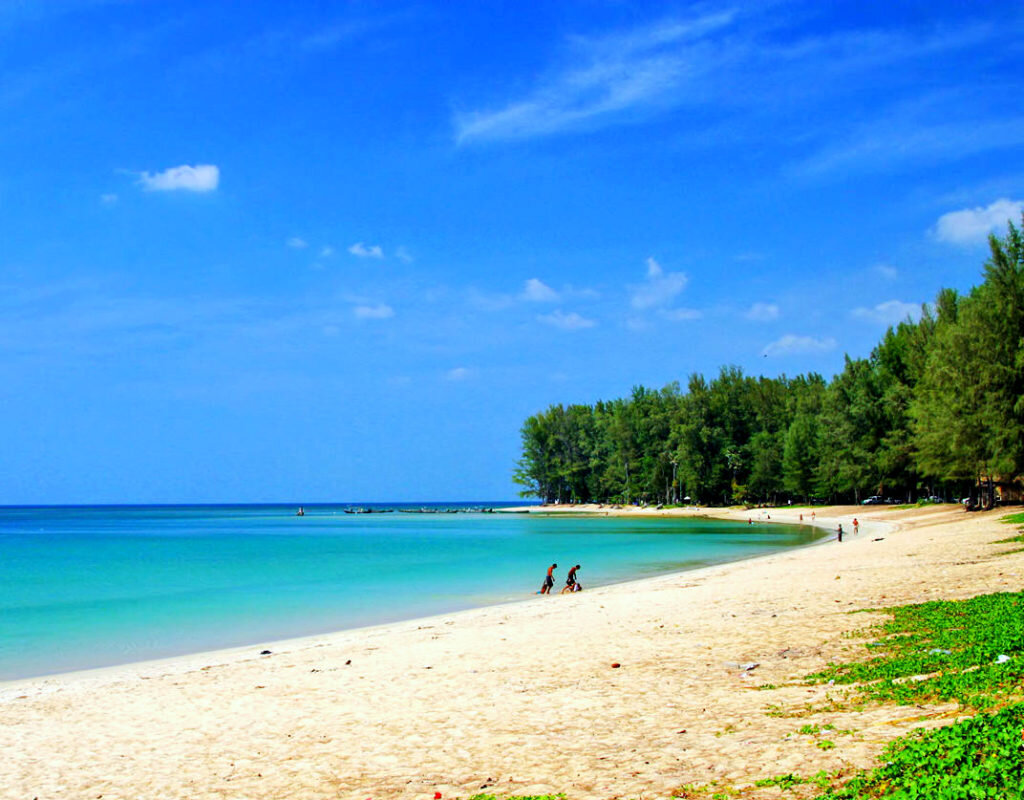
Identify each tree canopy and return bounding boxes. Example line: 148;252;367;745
514;217;1024;506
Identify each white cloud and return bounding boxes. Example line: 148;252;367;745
319;245;335;258
395;246;414;263
851;300;921;325
100;193;118;205
538;309;596;330
744;302;779;322
662;308;702;321
874;264;899;280
455;12;735;143
762;334;837;357
630;257;688;310
138;164;219;192
287;237;308;249
933;198;1024;244
353;304;394;319
446;366;473;381
348;242;384;259
522;278;560;302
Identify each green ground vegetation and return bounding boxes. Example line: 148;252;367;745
674;591;1024;799
813;705;1024;799
806;591;1024;710
514;217;1024;507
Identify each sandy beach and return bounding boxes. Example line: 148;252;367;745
3;504;1021;799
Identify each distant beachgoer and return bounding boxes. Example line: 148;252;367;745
837;523;844;543
748;517;753;525
811;511;816;521
562;564;581;593
799;513;804;522
853;518;859;535
540;563;557;594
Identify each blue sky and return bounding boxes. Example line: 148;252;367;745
2;0;1022;503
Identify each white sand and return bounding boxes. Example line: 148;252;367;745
2;505;1020;799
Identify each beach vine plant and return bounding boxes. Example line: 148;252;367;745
997;512;1024;553
810;704;1024;799
805;591;1024;710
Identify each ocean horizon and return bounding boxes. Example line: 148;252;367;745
0;503;821;681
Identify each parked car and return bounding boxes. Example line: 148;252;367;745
862;495;884;505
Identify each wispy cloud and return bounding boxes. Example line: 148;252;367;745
629;257;688;310
453;8;1023;190
744;302;779;322
795;112;1024;177
455;12;736;143
538;309;595;330
874;264;899;280
851;300;921;326
137;164;219;192
100;193;118;205
319;245;335;258
446;366;473;381
521;278;560;302
662;308;701;322
933;198;1024;245
348;242;384;259
300;18;389;52
762;334;837;357
287;237;308;249
395;246;414;263
353;303;394;320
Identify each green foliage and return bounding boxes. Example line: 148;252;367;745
515;216;1024;505
469;796;566;800
675;782;740;799
755;771;833;791
812;704;1024;799
806;591;1024;709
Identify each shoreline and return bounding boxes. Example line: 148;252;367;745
0;507;828;688
3;504;1018;799
0;506;831;688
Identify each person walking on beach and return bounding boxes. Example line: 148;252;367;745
562;564;581;593
540;563;557;594
837;523;844;543
853;518;859;535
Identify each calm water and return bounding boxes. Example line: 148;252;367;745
0;504;821;680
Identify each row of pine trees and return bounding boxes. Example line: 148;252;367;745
513;218;1024;507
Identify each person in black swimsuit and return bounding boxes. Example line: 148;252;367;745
562;564;581;593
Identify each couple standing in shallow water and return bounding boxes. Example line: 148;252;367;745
539;563;581;594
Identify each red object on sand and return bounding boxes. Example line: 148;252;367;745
435;793;443;799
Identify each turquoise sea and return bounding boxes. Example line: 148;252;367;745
0;504;821;680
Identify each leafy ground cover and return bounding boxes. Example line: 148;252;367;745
996;512;1024;553
812;704;1024;799
806;591;1024;710
469;795;564;800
